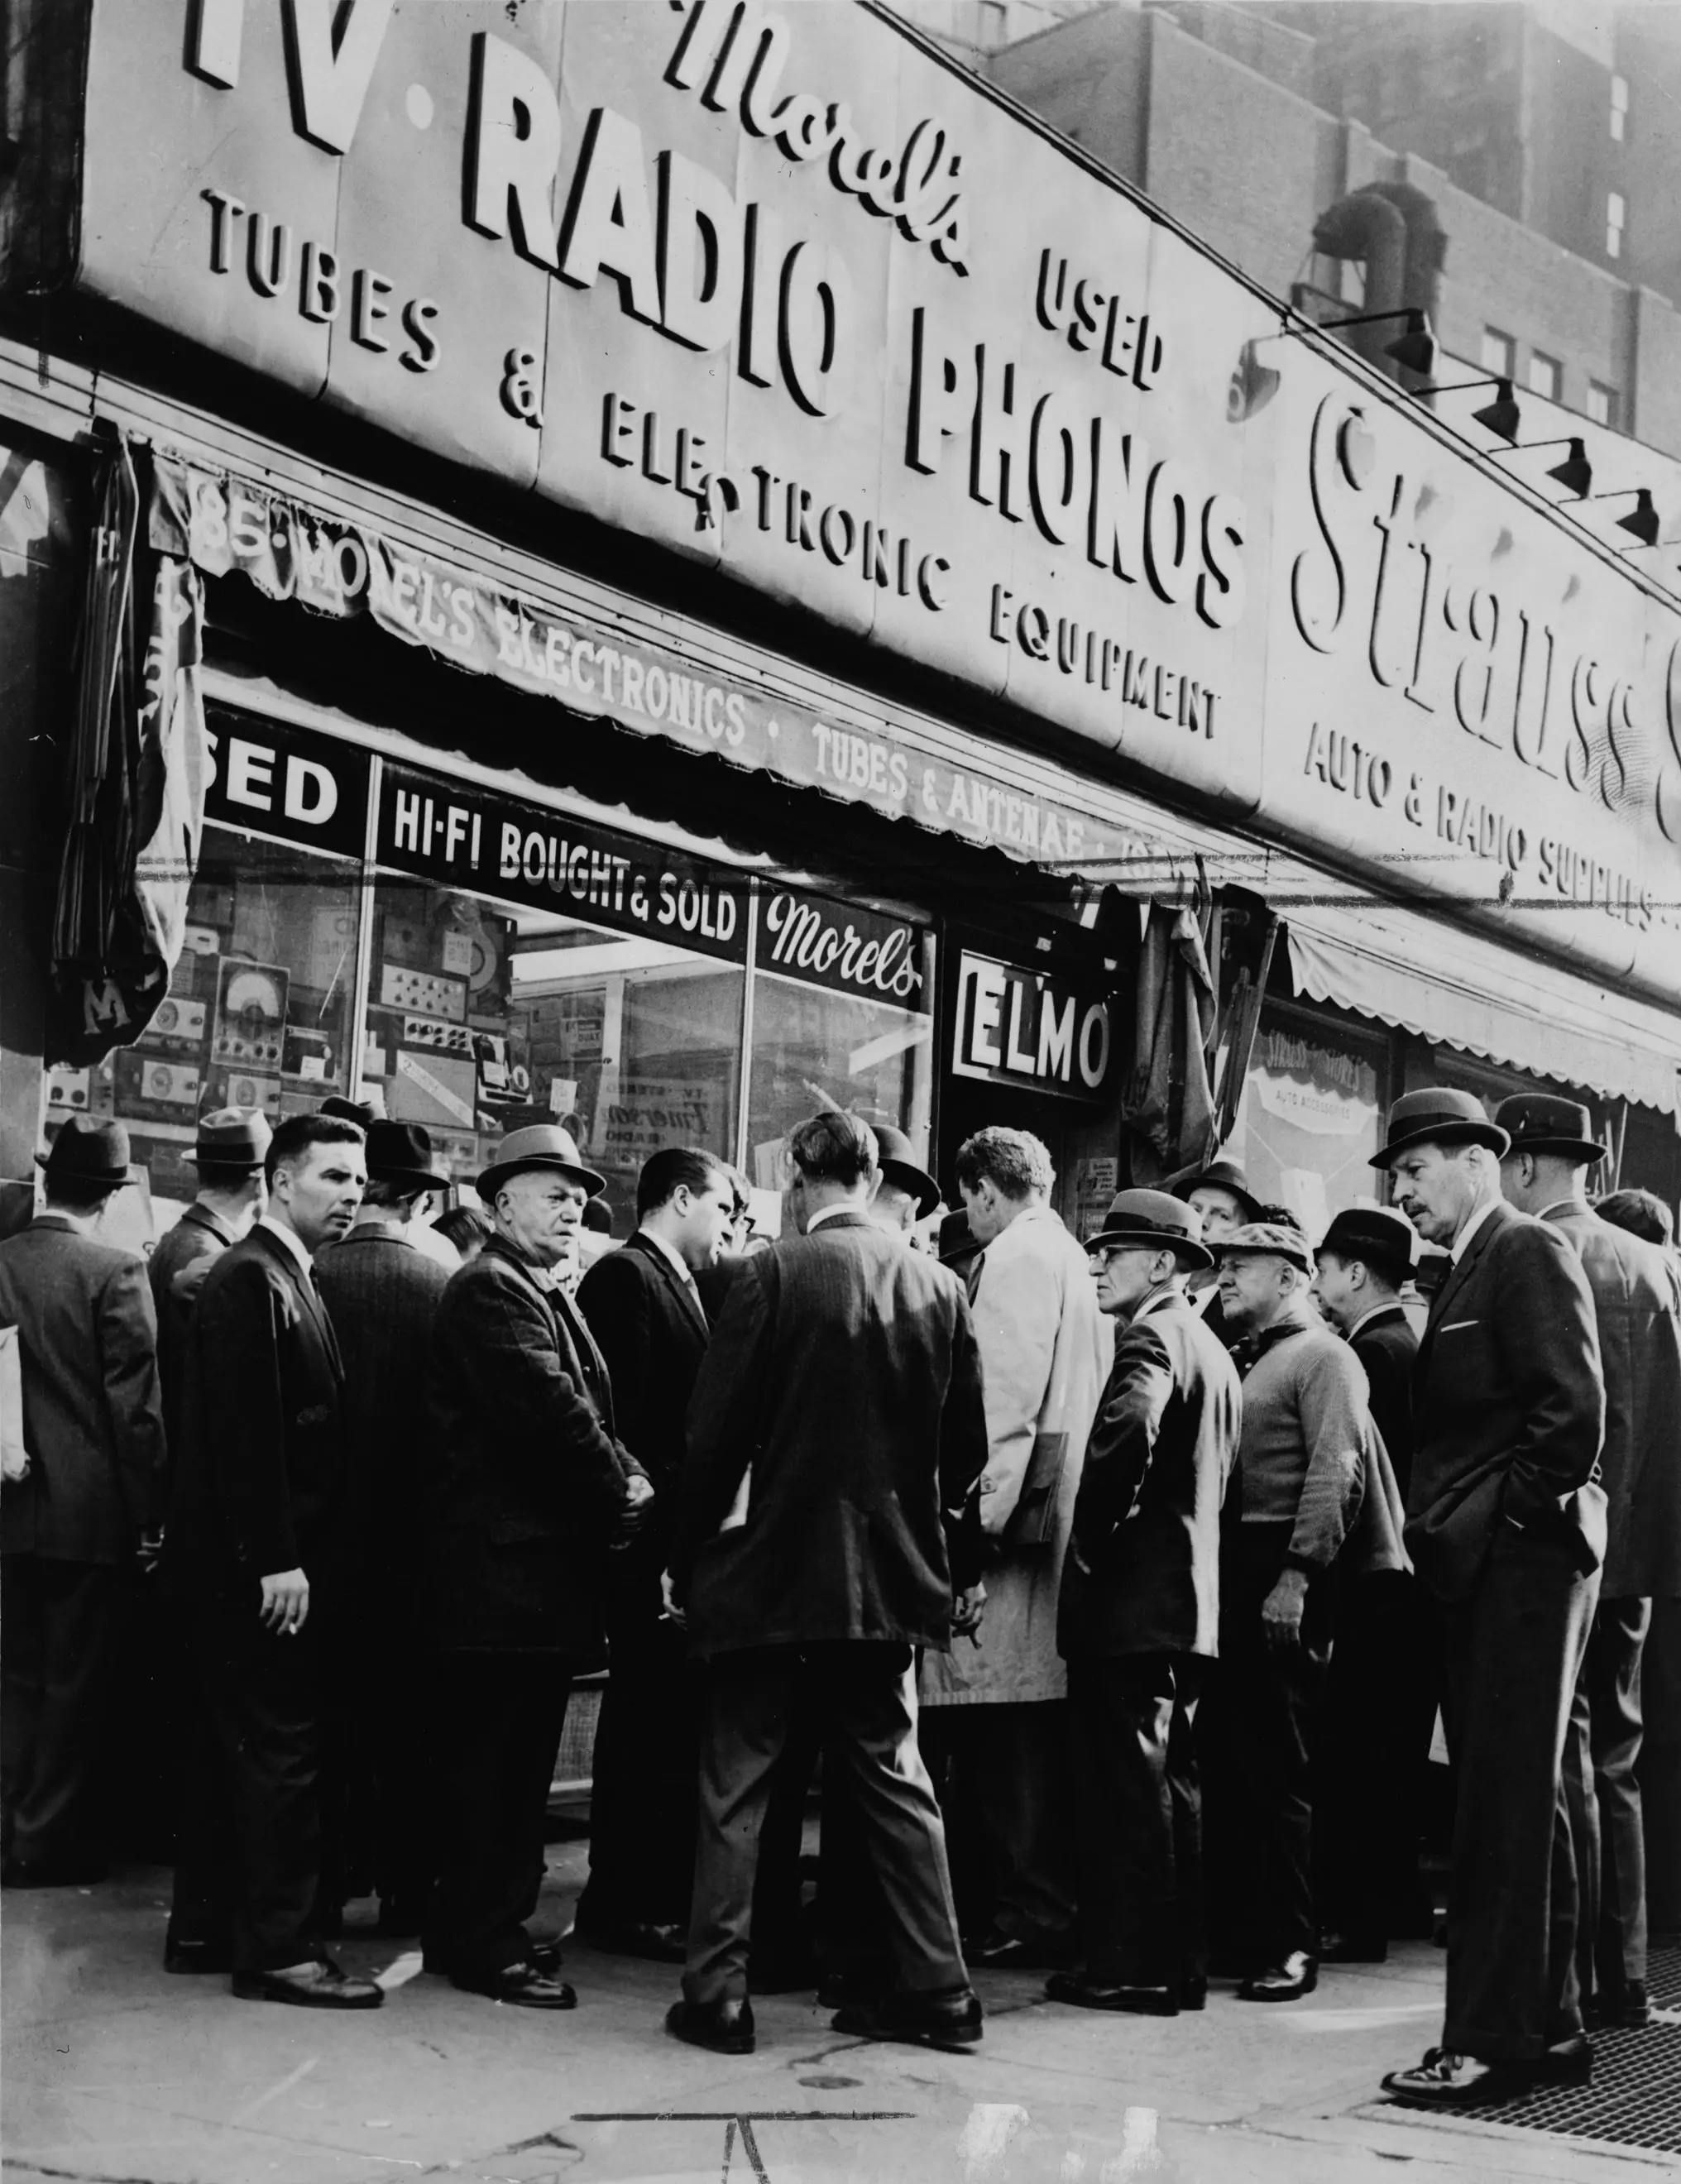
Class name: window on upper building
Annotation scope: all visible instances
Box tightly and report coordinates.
[1585,381,1620,430]
[1481,328,1516,378]
[1611,74,1629,142]
[1527,352,1561,403]
[1607,192,1626,259]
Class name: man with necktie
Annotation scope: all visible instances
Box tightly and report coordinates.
[424,1126,652,2009]
[166,1113,378,2007]
[576,1146,737,1960]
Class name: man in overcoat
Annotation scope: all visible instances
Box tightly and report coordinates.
[424,1125,651,2009]
[919,1127,1109,1969]
[1377,1090,1606,2105]
[575,1144,737,1960]
[668,1110,989,2058]
[148,1110,269,1450]
[0,1118,165,1885]
[1048,1190,1239,2017]
[1496,1093,1681,2031]
[313,1118,452,1933]
[166,1112,378,2006]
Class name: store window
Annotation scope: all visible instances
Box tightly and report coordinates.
[370,766,748,1237]
[1229,1004,1388,1240]
[745,885,936,1228]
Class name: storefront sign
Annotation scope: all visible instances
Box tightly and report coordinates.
[59,3,1681,1005]
[375,763,749,964]
[758,888,929,1012]
[951,951,1117,1102]
[204,707,369,860]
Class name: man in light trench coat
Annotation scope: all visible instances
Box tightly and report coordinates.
[919,1128,1110,1967]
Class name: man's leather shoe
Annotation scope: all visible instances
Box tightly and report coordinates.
[666,1996,755,2054]
[1044,1971,1176,2016]
[2,1856,106,1889]
[1237,1952,1318,2002]
[1382,2048,1537,2106]
[1318,1930,1387,1964]
[1179,1976,1208,2013]
[1589,1982,1650,2030]
[577,1917,687,1964]
[1542,2033,1595,2083]
[232,1958,383,2009]
[165,1938,232,1975]
[452,1962,577,2009]
[831,1985,984,2049]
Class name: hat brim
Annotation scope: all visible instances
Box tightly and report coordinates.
[367,1165,445,1195]
[1507,1135,1609,1164]
[1087,1224,1214,1271]
[879,1159,941,1219]
[477,1152,606,1202]
[1172,1173,1266,1224]
[189,1151,266,1171]
[1369,1120,1511,1168]
[1215,1239,1314,1275]
[33,1153,131,1190]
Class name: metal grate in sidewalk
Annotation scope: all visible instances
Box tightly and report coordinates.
[1384,2017,1681,2157]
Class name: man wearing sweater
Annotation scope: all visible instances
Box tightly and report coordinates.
[1212,1222,1407,2003]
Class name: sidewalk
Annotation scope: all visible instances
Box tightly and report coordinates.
[4,1839,1674,2184]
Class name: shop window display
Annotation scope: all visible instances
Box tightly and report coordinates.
[70,826,359,1226]
[1229,1006,1386,1239]
[366,879,744,1236]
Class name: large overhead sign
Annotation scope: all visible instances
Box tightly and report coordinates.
[61,0,1681,1003]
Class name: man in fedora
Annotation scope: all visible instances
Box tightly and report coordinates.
[1496,1093,1681,2033]
[1312,1206,1435,1958]
[575,1145,738,1961]
[424,1125,652,2008]
[149,1110,270,1454]
[0,1119,165,1885]
[1374,1090,1605,2105]
[1173,1156,1265,1350]
[1046,1191,1240,2016]
[1208,1219,1406,2002]
[314,1120,453,1937]
[869,1126,942,1239]
[166,1111,380,2005]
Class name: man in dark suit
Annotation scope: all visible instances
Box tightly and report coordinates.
[575,1145,736,1960]
[148,1110,269,1452]
[314,1119,452,1935]
[167,1111,379,2006]
[0,1119,165,1885]
[1048,1190,1239,2017]
[425,1125,651,2009]
[666,1110,989,2059]
[1376,1090,1606,2106]
[1312,1205,1435,1958]
[1497,1093,1681,2032]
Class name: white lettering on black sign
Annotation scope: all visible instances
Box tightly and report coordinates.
[759,888,927,1010]
[951,951,1114,1102]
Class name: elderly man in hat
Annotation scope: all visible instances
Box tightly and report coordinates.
[1495,1094,1681,2034]
[1373,1090,1605,2105]
[1046,1190,1240,2016]
[1209,1218,1406,2002]
[1312,1205,1435,1960]
[424,1125,652,2009]
[149,1110,269,1454]
[0,1119,165,1886]
[314,1120,453,1936]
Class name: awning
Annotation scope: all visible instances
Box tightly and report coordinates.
[1286,903,1681,1118]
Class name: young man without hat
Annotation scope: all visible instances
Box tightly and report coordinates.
[1204,1219,1407,2003]
[1374,1090,1606,2105]
[1496,1094,1681,2033]
[1046,1191,1240,2018]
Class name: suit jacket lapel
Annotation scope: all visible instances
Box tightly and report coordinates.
[251,1226,343,1382]
[1417,1202,1510,1386]
[630,1232,707,1334]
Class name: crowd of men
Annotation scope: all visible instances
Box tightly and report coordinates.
[1,1081,1678,2107]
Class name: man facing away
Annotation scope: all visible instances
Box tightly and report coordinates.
[424,1126,652,2009]
[0,1118,165,1887]
[919,1127,1109,1971]
[1209,1219,1407,2003]
[148,1109,269,1452]
[1375,1090,1606,2105]
[1048,1190,1240,2018]
[1496,1093,1681,2033]
[312,1119,453,1937]
[668,1111,989,2058]
[166,1113,379,2006]
[1311,1205,1436,1959]
[575,1145,738,1961]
